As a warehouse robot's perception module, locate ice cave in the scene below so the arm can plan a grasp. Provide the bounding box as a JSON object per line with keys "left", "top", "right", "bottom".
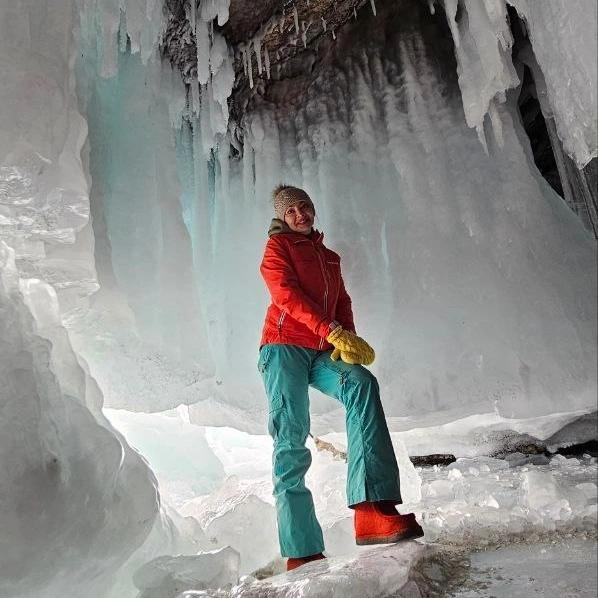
{"left": 0, "top": 0, "right": 596, "bottom": 596}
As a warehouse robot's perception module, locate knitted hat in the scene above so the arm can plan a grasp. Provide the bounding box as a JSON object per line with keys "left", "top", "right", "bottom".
{"left": 272, "top": 185, "right": 315, "bottom": 220}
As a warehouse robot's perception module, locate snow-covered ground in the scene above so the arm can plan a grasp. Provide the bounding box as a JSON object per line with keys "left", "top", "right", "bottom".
{"left": 105, "top": 408, "right": 597, "bottom": 596}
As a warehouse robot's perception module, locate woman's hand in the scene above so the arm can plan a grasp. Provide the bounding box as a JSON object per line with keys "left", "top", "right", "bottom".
{"left": 327, "top": 327, "right": 375, "bottom": 366}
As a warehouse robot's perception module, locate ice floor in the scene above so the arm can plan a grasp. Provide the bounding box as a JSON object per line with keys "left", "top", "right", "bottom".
{"left": 450, "top": 537, "right": 598, "bottom": 598}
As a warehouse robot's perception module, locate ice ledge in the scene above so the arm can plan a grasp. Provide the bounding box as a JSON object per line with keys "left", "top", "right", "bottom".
{"left": 225, "top": 542, "right": 454, "bottom": 598}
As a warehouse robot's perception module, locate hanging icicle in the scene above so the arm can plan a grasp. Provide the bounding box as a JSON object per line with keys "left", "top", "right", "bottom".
{"left": 293, "top": 4, "right": 299, "bottom": 34}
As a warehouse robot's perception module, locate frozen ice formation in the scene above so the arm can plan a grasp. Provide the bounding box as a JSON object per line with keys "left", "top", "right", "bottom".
{"left": 105, "top": 408, "right": 227, "bottom": 506}
{"left": 179, "top": 476, "right": 279, "bottom": 575}
{"left": 133, "top": 547, "right": 240, "bottom": 598}
{"left": 105, "top": 410, "right": 596, "bottom": 585}
{"left": 508, "top": 0, "right": 597, "bottom": 167}
{"left": 0, "top": 241, "right": 159, "bottom": 598}
{"left": 439, "top": 0, "right": 597, "bottom": 167}
{"left": 70, "top": 0, "right": 597, "bottom": 426}
{"left": 441, "top": 0, "right": 519, "bottom": 151}
{"left": 215, "top": 543, "right": 453, "bottom": 598}
{"left": 0, "top": 0, "right": 596, "bottom": 595}
{"left": 0, "top": 0, "right": 96, "bottom": 310}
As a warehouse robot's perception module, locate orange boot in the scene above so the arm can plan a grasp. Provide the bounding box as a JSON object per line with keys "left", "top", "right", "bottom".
{"left": 354, "top": 502, "right": 424, "bottom": 545}
{"left": 286, "top": 552, "right": 326, "bottom": 571}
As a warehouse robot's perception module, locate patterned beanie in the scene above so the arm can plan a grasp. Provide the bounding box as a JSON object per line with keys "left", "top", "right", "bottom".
{"left": 272, "top": 185, "right": 315, "bottom": 220}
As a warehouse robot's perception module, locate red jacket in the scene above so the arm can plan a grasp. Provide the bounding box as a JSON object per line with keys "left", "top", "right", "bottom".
{"left": 260, "top": 221, "right": 355, "bottom": 350}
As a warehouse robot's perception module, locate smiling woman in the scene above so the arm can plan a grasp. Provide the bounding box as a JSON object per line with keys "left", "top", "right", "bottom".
{"left": 273, "top": 184, "right": 316, "bottom": 234}
{"left": 284, "top": 200, "right": 315, "bottom": 234}
{"left": 257, "top": 184, "right": 423, "bottom": 571}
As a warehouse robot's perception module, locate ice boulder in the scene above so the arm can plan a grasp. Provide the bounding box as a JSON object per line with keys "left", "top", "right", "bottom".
{"left": 181, "top": 476, "right": 279, "bottom": 575}
{"left": 230, "top": 543, "right": 453, "bottom": 598}
{"left": 133, "top": 547, "right": 240, "bottom": 598}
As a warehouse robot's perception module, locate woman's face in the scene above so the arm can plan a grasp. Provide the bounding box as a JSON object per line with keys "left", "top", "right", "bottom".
{"left": 284, "top": 201, "right": 315, "bottom": 235}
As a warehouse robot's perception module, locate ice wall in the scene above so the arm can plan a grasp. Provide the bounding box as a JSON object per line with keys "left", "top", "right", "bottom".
{"left": 70, "top": 0, "right": 241, "bottom": 412}
{"left": 0, "top": 0, "right": 96, "bottom": 311}
{"left": 0, "top": 242, "right": 160, "bottom": 598}
{"left": 0, "top": 3, "right": 198, "bottom": 596}
{"left": 73, "top": 0, "right": 597, "bottom": 429}
{"left": 198, "top": 0, "right": 597, "bottom": 425}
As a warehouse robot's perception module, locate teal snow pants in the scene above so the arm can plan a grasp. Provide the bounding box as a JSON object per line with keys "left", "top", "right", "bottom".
{"left": 257, "top": 343, "right": 402, "bottom": 558}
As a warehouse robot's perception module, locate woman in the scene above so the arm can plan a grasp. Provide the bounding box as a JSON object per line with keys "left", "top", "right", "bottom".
{"left": 258, "top": 185, "right": 423, "bottom": 571}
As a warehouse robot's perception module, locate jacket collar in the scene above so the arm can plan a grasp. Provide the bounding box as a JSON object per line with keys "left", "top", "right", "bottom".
{"left": 268, "top": 218, "right": 323, "bottom": 243}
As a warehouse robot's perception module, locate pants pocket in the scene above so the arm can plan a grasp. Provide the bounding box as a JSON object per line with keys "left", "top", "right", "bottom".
{"left": 257, "top": 344, "right": 273, "bottom": 374}
{"left": 268, "top": 393, "right": 285, "bottom": 439}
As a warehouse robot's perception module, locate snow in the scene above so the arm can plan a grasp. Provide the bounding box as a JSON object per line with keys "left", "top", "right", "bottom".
{"left": 103, "top": 408, "right": 597, "bottom": 586}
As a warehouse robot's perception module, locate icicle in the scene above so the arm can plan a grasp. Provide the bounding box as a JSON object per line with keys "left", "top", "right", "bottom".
{"left": 191, "top": 79, "right": 201, "bottom": 117}
{"left": 264, "top": 47, "right": 271, "bottom": 79}
{"left": 331, "top": 28, "right": 336, "bottom": 41}
{"left": 488, "top": 100, "right": 504, "bottom": 148}
{"left": 118, "top": 10, "right": 128, "bottom": 53}
{"left": 428, "top": 0, "right": 436, "bottom": 15}
{"left": 216, "top": 0, "right": 230, "bottom": 26}
{"left": 353, "top": 7, "right": 357, "bottom": 19}
{"left": 247, "top": 47, "right": 254, "bottom": 89}
{"left": 189, "top": 0, "right": 196, "bottom": 30}
{"left": 200, "top": 85, "right": 214, "bottom": 156}
{"left": 242, "top": 45, "right": 248, "bottom": 76}
{"left": 196, "top": 17, "right": 210, "bottom": 85}
{"left": 443, "top": 0, "right": 460, "bottom": 48}
{"left": 476, "top": 124, "right": 489, "bottom": 156}
{"left": 293, "top": 5, "right": 299, "bottom": 34}
{"left": 301, "top": 22, "right": 307, "bottom": 48}
{"left": 254, "top": 37, "right": 263, "bottom": 75}
{"left": 321, "top": 16, "right": 327, "bottom": 32}
{"left": 370, "top": 0, "right": 377, "bottom": 17}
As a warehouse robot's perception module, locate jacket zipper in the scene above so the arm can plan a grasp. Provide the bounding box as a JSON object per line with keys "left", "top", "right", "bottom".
{"left": 315, "top": 244, "right": 329, "bottom": 350}
{"left": 292, "top": 236, "right": 329, "bottom": 349}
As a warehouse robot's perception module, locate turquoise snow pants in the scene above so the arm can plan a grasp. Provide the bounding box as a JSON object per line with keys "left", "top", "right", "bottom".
{"left": 257, "top": 344, "right": 402, "bottom": 558}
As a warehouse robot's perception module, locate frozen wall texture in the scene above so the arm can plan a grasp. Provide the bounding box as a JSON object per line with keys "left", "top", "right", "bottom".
{"left": 0, "top": 241, "right": 161, "bottom": 598}
{"left": 67, "top": 0, "right": 597, "bottom": 433}
{"left": 0, "top": 3, "right": 178, "bottom": 597}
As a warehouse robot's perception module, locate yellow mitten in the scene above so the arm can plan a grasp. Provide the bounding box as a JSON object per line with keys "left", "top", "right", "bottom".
{"left": 327, "top": 327, "right": 375, "bottom": 365}
{"left": 330, "top": 348, "right": 361, "bottom": 364}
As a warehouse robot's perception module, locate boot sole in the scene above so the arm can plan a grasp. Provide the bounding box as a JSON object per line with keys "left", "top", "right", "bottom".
{"left": 355, "top": 526, "right": 424, "bottom": 545}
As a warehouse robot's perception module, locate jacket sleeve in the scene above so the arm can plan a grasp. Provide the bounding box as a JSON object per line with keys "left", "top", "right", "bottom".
{"left": 260, "top": 237, "right": 334, "bottom": 338}
{"left": 336, "top": 271, "right": 356, "bottom": 333}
